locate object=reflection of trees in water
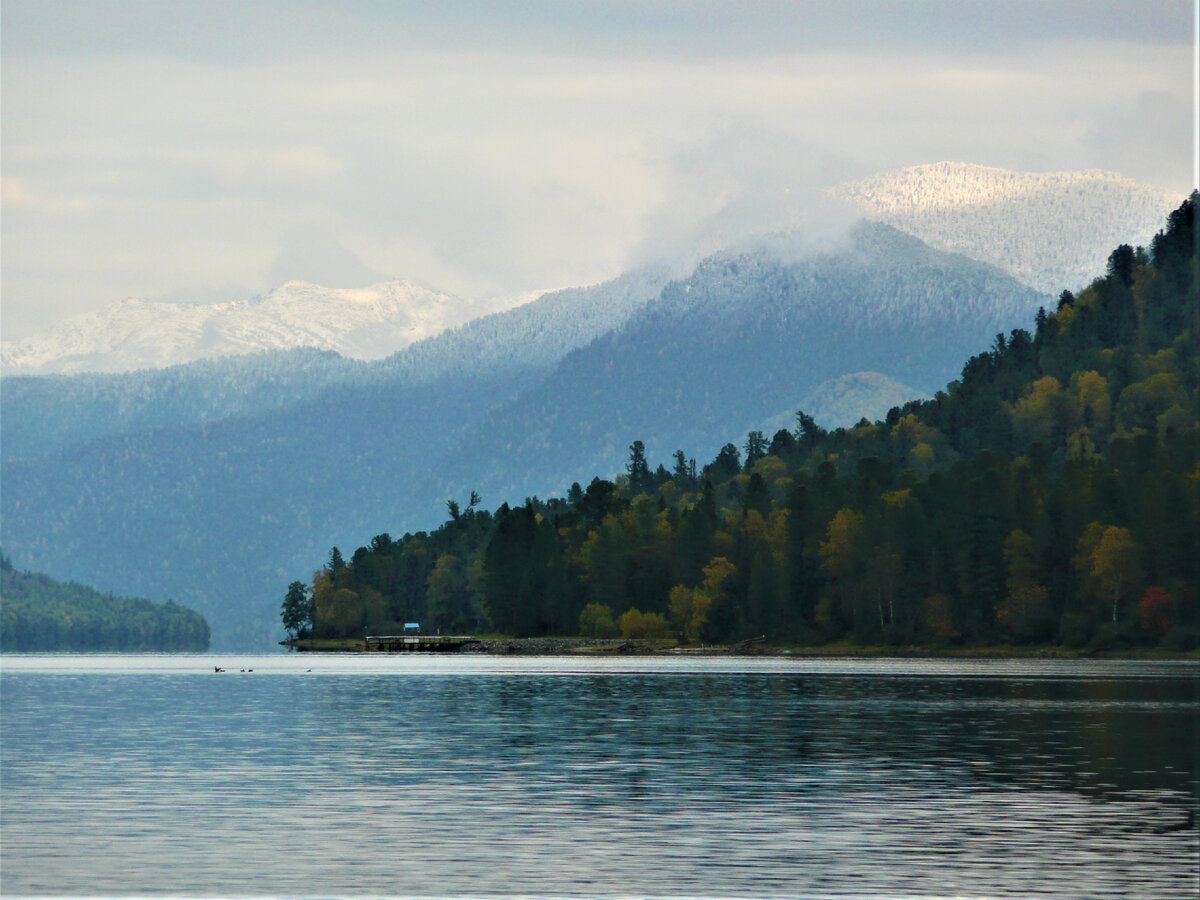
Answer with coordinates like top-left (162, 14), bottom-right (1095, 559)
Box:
top-left (313, 672), bottom-right (1196, 814)
top-left (755, 674), bottom-right (1198, 809)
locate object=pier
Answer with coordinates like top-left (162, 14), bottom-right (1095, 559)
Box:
top-left (363, 634), bottom-right (478, 653)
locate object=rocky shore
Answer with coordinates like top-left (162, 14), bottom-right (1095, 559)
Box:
top-left (280, 635), bottom-right (1191, 658)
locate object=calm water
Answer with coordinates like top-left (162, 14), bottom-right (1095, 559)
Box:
top-left (1, 655), bottom-right (1196, 899)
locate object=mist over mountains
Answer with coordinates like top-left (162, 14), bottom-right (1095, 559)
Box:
top-left (0, 163), bottom-right (1181, 648)
top-left (1, 267), bottom-right (671, 464)
top-left (3, 164), bottom-right (1178, 377)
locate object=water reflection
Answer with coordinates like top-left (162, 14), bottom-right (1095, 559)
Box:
top-left (1, 657), bottom-right (1196, 897)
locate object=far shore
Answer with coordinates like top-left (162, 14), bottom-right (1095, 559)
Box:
top-left (279, 635), bottom-right (1198, 660)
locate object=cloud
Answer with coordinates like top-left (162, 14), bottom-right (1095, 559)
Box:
top-left (3, 1), bottom-right (1188, 63)
top-left (1082, 91), bottom-right (1195, 196)
top-left (630, 125), bottom-right (864, 274)
top-left (269, 228), bottom-right (383, 289)
top-left (0, 2), bottom-right (1193, 339)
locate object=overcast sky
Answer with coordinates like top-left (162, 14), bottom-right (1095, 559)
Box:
top-left (2, 0), bottom-right (1194, 339)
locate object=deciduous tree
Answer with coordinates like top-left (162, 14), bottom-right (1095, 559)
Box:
top-left (1086, 525), bottom-right (1140, 624)
top-left (1138, 586), bottom-right (1172, 638)
top-left (579, 602), bottom-right (618, 638)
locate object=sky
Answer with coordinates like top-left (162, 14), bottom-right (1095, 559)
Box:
top-left (2, 0), bottom-right (1195, 340)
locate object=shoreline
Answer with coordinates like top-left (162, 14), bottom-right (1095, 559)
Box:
top-left (279, 636), bottom-right (1198, 660)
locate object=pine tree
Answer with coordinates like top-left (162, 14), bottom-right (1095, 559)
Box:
top-left (627, 440), bottom-right (653, 495)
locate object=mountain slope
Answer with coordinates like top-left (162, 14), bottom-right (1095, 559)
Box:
top-left (798, 372), bottom-right (930, 429)
top-left (431, 222), bottom-right (1044, 503)
top-left (0, 349), bottom-right (365, 464)
top-left (1, 268), bottom-right (670, 466)
top-left (836, 163), bottom-right (1180, 294)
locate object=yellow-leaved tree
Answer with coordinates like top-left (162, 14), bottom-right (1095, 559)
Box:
top-left (1075, 523), bottom-right (1141, 624)
top-left (997, 529), bottom-right (1051, 641)
top-left (1088, 526), bottom-right (1140, 624)
top-left (618, 607), bottom-right (669, 640)
top-left (667, 586), bottom-right (707, 644)
top-left (819, 508), bottom-right (864, 630)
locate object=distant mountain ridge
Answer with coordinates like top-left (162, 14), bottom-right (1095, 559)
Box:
top-left (0, 280), bottom-right (530, 375)
top-left (0, 348), bottom-right (365, 464)
top-left (835, 163), bottom-right (1180, 294)
top-left (1, 268), bottom-right (671, 466)
top-left (798, 372), bottom-right (930, 429)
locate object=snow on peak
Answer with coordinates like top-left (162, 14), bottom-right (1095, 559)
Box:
top-left (834, 163), bottom-right (1182, 294)
top-left (1, 279), bottom-right (518, 375)
top-left (837, 162), bottom-right (1159, 212)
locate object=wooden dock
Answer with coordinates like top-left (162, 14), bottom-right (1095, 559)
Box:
top-left (363, 634), bottom-right (478, 653)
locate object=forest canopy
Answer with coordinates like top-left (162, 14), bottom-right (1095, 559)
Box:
top-left (286, 195), bottom-right (1198, 653)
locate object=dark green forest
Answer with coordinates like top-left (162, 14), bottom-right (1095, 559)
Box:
top-left (1, 556), bottom-right (210, 652)
top-left (286, 196), bottom-right (1199, 653)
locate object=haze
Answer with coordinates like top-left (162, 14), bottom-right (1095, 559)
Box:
top-left (1, 0), bottom-right (1193, 340)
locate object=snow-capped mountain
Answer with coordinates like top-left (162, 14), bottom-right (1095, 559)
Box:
top-left (1, 280), bottom-right (526, 375)
top-left (835, 163), bottom-right (1180, 294)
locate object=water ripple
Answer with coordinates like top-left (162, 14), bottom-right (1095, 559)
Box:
top-left (1, 656), bottom-right (1196, 898)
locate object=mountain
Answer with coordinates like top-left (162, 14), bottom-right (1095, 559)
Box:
top-left (0, 348), bottom-right (365, 464)
top-left (796, 372), bottom-right (930, 429)
top-left (429, 222), bottom-right (1043, 504)
top-left (753, 371), bottom-right (930, 440)
top-left (835, 163), bottom-right (1180, 294)
top-left (0, 279), bottom-right (525, 375)
top-left (0, 225), bottom-right (1041, 648)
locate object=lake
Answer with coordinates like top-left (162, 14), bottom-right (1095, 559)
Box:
top-left (1, 654), bottom-right (1196, 898)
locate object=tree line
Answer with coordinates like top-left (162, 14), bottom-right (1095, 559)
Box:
top-left (283, 195), bottom-right (1198, 652)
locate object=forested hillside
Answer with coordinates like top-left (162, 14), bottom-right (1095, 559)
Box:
top-left (0, 557), bottom-right (210, 652)
top-left (291, 195), bottom-right (1198, 652)
top-left (0, 348), bottom-right (366, 463)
